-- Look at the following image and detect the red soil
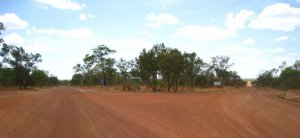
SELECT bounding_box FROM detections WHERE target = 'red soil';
[0,87,300,138]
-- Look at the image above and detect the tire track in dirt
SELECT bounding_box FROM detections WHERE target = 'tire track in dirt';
[1,87,300,138]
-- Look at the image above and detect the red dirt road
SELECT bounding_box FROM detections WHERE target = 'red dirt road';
[1,87,300,138]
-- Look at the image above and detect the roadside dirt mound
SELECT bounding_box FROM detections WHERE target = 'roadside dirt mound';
[0,87,299,137]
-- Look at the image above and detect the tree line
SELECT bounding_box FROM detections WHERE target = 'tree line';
[3,20,298,91]
[0,23,58,88]
[256,61,300,90]
[72,43,245,92]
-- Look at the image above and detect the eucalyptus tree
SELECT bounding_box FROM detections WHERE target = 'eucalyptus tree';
[158,48,184,92]
[72,64,84,85]
[210,56,234,86]
[137,43,166,92]
[31,69,48,86]
[0,22,5,69]
[183,52,205,89]
[83,54,96,85]
[117,58,133,80]
[92,45,116,85]
[0,44,42,89]
[73,45,116,86]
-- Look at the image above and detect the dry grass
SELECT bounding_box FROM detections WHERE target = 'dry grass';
[77,85,248,94]
[257,88,300,102]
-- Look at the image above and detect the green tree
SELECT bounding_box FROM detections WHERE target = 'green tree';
[92,45,116,86]
[196,70,215,87]
[71,74,83,85]
[293,60,300,70]
[0,67,16,87]
[158,48,184,92]
[227,71,244,87]
[31,70,48,86]
[0,23,42,89]
[48,76,59,86]
[117,58,137,90]
[211,56,234,86]
[0,44,42,89]
[0,22,4,44]
[117,58,133,80]
[72,45,116,86]
[279,61,300,89]
[83,54,96,85]
[0,22,6,69]
[256,69,278,88]
[72,64,84,85]
[137,43,166,92]
[101,58,117,85]
[183,52,205,89]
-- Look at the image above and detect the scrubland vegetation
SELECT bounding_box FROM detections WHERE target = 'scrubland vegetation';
[0,23,58,88]
[71,43,245,92]
[1,22,299,91]
[256,61,300,90]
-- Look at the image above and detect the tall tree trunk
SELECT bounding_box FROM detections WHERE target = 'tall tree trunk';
[175,79,178,92]
[191,77,194,90]
[103,72,106,86]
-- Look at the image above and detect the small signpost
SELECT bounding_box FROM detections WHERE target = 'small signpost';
[214,82,221,86]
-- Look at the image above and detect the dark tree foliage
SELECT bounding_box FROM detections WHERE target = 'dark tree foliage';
[71,74,83,85]
[256,69,278,88]
[137,43,166,92]
[0,22,5,69]
[196,71,215,87]
[0,44,42,89]
[31,70,48,86]
[116,58,140,91]
[0,67,16,86]
[0,23,56,88]
[183,52,205,89]
[72,43,244,91]
[117,58,133,80]
[211,56,234,86]
[280,67,300,89]
[256,60,300,90]
[48,76,59,86]
[226,71,245,87]
[0,22,5,44]
[92,45,116,86]
[73,45,116,86]
[158,48,184,92]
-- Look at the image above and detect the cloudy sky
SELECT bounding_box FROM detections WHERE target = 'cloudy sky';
[0,0,300,79]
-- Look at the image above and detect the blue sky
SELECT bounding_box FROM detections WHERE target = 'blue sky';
[1,0,300,79]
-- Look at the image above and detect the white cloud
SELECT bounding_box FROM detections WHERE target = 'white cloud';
[24,41,58,53]
[288,53,299,57]
[32,27,95,39]
[146,12,179,28]
[249,3,300,32]
[79,13,95,21]
[273,36,289,42]
[275,56,295,63]
[217,44,268,78]
[34,0,85,10]
[109,38,153,60]
[174,10,255,43]
[0,13,29,29]
[26,29,32,35]
[268,47,286,53]
[4,33,24,45]
[175,25,236,42]
[226,10,255,30]
[219,44,265,57]
[139,30,151,35]
[242,38,256,45]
